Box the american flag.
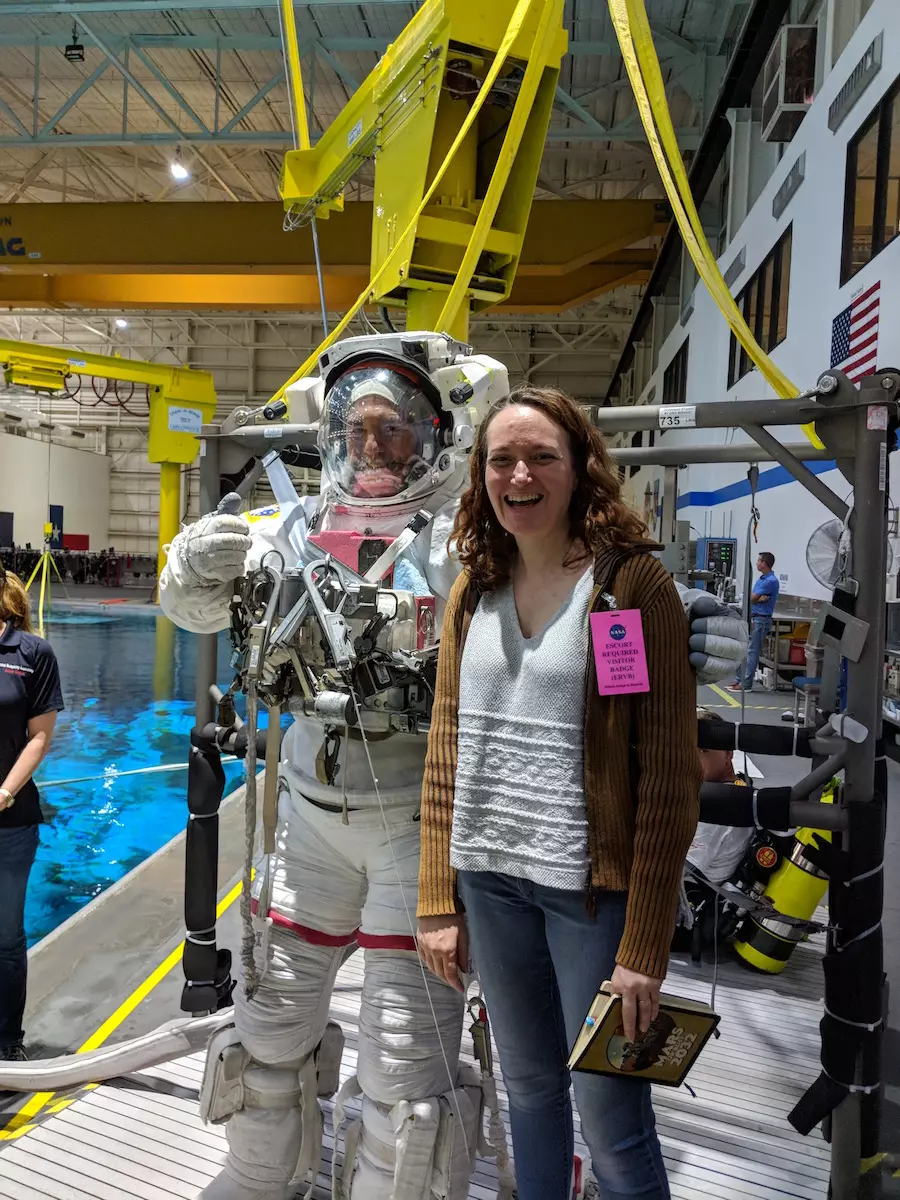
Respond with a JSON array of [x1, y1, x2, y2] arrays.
[[830, 280, 880, 382]]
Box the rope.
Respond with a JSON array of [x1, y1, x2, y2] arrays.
[[240, 681, 262, 999]]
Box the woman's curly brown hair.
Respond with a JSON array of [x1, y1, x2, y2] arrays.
[[452, 384, 650, 590]]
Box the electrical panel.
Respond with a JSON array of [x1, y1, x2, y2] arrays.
[[694, 538, 738, 589]]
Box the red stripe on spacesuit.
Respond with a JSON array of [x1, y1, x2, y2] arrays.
[[357, 931, 418, 952], [250, 899, 359, 947]]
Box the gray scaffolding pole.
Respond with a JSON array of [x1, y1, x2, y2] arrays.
[[610, 443, 831, 466]]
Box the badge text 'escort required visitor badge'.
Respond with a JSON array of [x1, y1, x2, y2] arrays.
[[590, 609, 650, 695]]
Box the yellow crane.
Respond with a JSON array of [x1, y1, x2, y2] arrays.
[[0, 339, 216, 592], [276, 0, 568, 360]]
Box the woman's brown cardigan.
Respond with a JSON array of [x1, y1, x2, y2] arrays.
[[417, 542, 702, 980]]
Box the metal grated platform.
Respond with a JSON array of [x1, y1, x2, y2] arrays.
[[0, 936, 830, 1200]]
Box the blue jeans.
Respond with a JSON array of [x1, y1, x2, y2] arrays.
[[0, 825, 39, 1049], [737, 615, 772, 690], [457, 871, 669, 1200]]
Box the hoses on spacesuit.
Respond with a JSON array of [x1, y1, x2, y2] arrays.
[[241, 680, 263, 999]]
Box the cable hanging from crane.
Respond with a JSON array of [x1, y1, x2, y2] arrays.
[[606, 0, 821, 447]]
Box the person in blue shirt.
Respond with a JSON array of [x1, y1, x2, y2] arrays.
[[728, 551, 780, 692]]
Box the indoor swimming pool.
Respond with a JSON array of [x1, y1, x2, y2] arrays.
[[27, 608, 245, 947]]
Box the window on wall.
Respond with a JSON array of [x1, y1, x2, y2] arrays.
[[662, 337, 689, 409], [727, 226, 793, 388], [842, 77, 900, 283]]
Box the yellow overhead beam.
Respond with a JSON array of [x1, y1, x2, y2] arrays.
[[0, 200, 666, 313], [0, 262, 656, 313]]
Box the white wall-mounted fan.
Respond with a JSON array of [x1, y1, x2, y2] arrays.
[[806, 518, 895, 588]]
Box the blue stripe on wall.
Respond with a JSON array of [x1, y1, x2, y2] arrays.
[[676, 460, 837, 509]]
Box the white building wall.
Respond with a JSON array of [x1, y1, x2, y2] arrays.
[[626, 0, 900, 602], [0, 430, 109, 548]]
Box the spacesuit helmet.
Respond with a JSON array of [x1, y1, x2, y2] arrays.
[[320, 360, 444, 508]]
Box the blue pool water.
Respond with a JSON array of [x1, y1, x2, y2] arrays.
[[26, 609, 247, 947]]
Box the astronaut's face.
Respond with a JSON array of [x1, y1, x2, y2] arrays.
[[346, 395, 420, 498], [321, 363, 440, 506]]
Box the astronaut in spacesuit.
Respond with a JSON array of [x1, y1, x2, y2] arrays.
[[159, 332, 746, 1200]]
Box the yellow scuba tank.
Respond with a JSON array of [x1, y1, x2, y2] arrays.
[[733, 783, 834, 974]]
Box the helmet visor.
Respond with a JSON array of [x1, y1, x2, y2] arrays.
[[321, 364, 441, 502]]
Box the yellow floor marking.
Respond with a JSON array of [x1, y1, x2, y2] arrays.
[[1, 878, 243, 1140]]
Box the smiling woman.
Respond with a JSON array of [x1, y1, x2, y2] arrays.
[[416, 384, 702, 1200]]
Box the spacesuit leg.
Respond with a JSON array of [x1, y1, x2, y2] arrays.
[[328, 806, 477, 1200], [200, 785, 366, 1200]]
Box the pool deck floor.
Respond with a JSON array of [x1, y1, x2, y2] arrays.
[[0, 690, 897, 1199]]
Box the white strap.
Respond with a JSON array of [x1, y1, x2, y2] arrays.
[[294, 1055, 322, 1193], [363, 508, 434, 583], [480, 1075, 515, 1198], [331, 1075, 363, 1200], [262, 708, 282, 854], [339, 1118, 362, 1200]]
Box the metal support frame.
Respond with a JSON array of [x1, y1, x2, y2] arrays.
[[743, 423, 849, 521], [594, 370, 896, 1200]]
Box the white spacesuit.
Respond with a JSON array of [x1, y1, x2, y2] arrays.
[[159, 332, 746, 1200]]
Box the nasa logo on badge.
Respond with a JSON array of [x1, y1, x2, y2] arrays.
[[609, 623, 627, 641]]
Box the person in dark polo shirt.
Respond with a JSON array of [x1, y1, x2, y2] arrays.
[[0, 566, 63, 1061]]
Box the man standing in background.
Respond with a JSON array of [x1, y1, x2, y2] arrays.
[[728, 551, 780, 692]]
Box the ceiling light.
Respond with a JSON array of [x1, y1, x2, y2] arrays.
[[115, 318, 129, 329], [170, 147, 190, 182], [64, 23, 85, 63]]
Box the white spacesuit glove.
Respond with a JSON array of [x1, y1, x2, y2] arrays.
[[176, 511, 252, 587], [675, 583, 748, 686]]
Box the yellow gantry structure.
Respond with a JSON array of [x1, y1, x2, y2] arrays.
[[0, 339, 217, 584], [278, 0, 569, 342]]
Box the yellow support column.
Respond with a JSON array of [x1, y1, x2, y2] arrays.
[[407, 291, 470, 342], [157, 461, 181, 595], [152, 614, 176, 701]]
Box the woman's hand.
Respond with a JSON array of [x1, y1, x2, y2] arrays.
[[416, 914, 469, 993], [610, 964, 663, 1042]]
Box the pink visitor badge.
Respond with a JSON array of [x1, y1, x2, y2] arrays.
[[590, 609, 650, 695]]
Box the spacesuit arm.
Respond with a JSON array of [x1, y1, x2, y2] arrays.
[[159, 500, 318, 635], [676, 583, 748, 685]]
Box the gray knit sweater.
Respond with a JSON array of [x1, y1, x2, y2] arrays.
[[448, 569, 593, 890]]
